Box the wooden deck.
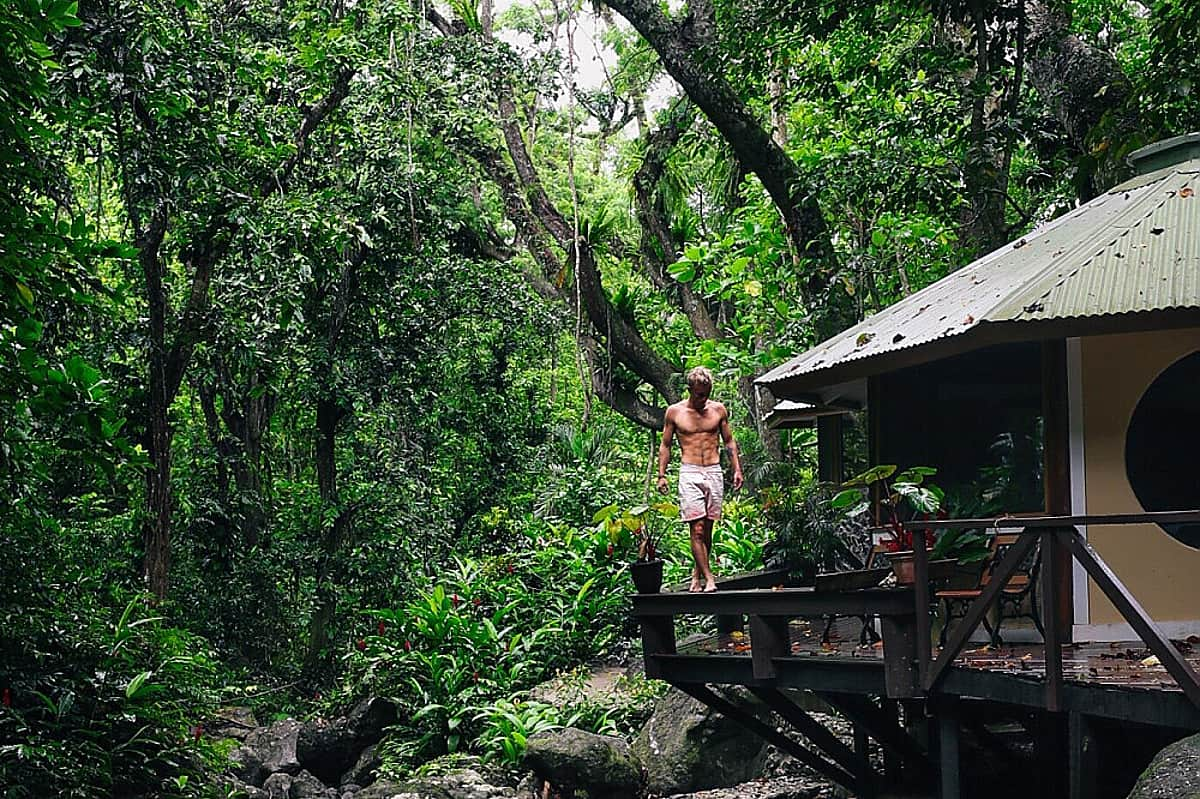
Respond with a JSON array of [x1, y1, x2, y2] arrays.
[[685, 617, 1200, 693]]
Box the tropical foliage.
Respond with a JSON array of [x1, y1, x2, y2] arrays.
[[0, 0, 1188, 792]]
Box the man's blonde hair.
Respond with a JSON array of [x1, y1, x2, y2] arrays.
[[686, 366, 714, 391]]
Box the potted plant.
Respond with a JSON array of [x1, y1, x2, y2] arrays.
[[831, 465, 944, 584], [594, 501, 678, 593]]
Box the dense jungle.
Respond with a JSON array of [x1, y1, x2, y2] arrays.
[[2, 0, 1198, 794]]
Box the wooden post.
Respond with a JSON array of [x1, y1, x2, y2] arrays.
[[880, 615, 919, 698], [749, 614, 791, 680], [1041, 528, 1064, 711], [881, 699, 903, 782], [1042, 340, 1074, 643], [938, 701, 961, 799], [1069, 712, 1099, 799], [817, 414, 844, 483], [639, 614, 676, 679], [913, 528, 931, 687]]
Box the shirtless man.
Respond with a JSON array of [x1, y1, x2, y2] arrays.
[[657, 366, 743, 592]]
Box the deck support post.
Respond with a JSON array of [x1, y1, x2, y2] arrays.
[[913, 527, 932, 686], [937, 702, 960, 799], [639, 614, 675, 679], [880, 699, 903, 781], [880, 615, 919, 697], [1041, 528, 1065, 711], [1069, 712, 1099, 799], [748, 614, 790, 680]]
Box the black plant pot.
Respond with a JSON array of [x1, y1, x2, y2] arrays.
[[631, 559, 665, 594]]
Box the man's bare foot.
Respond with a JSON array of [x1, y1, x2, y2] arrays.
[[703, 580, 718, 593], [689, 578, 702, 593]]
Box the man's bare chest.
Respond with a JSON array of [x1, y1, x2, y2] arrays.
[[674, 411, 720, 435]]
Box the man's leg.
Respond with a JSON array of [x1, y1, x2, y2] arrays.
[[690, 517, 717, 592], [702, 518, 717, 591]]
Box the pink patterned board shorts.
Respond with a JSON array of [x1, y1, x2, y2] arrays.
[[678, 463, 725, 522]]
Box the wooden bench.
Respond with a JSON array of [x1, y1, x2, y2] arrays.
[[936, 531, 1043, 647]]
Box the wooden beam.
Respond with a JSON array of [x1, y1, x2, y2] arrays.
[[672, 682, 864, 796], [924, 531, 1039, 692], [632, 586, 916, 617], [818, 692, 933, 777], [1064, 530, 1200, 709], [750, 687, 875, 783]]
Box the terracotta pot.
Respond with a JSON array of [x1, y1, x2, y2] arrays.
[[631, 558, 665, 594]]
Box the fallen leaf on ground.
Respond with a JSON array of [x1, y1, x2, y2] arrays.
[[1141, 655, 1161, 667]]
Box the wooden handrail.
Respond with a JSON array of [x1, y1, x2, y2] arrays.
[[920, 524, 1200, 711], [893, 509, 1200, 532]]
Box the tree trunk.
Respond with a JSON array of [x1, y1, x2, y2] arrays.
[[140, 214, 172, 600], [1024, 0, 1139, 197]]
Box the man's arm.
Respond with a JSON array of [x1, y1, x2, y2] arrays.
[[719, 407, 743, 490], [657, 409, 675, 494]]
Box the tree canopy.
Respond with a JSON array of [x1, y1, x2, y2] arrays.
[[0, 0, 1192, 793]]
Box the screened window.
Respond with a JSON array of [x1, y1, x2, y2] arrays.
[[877, 343, 1045, 515]]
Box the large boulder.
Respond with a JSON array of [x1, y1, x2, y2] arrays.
[[299, 697, 398, 784], [523, 727, 641, 798], [356, 768, 518, 799], [1128, 733, 1200, 799], [631, 686, 769, 796], [231, 719, 304, 786]]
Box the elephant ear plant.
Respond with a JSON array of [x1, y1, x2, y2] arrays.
[[832, 465, 945, 553]]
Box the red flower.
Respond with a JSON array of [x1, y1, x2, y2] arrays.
[[356, 638, 366, 651], [193, 725, 204, 741], [2, 688, 10, 708], [473, 671, 479, 682], [505, 564, 513, 574], [472, 597, 481, 607], [606, 543, 614, 557], [451, 593, 460, 607], [404, 639, 412, 652], [377, 621, 386, 636]]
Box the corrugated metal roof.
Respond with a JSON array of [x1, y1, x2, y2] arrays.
[[758, 156, 1200, 398]]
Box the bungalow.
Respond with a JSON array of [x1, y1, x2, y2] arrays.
[[757, 132, 1200, 642]]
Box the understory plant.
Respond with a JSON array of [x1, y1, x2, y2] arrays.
[[762, 479, 867, 583], [345, 521, 633, 769]]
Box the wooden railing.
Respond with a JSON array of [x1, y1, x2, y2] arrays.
[[911, 511, 1200, 711], [632, 585, 922, 695]]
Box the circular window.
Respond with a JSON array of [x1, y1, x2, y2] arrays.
[[1124, 350, 1200, 548]]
